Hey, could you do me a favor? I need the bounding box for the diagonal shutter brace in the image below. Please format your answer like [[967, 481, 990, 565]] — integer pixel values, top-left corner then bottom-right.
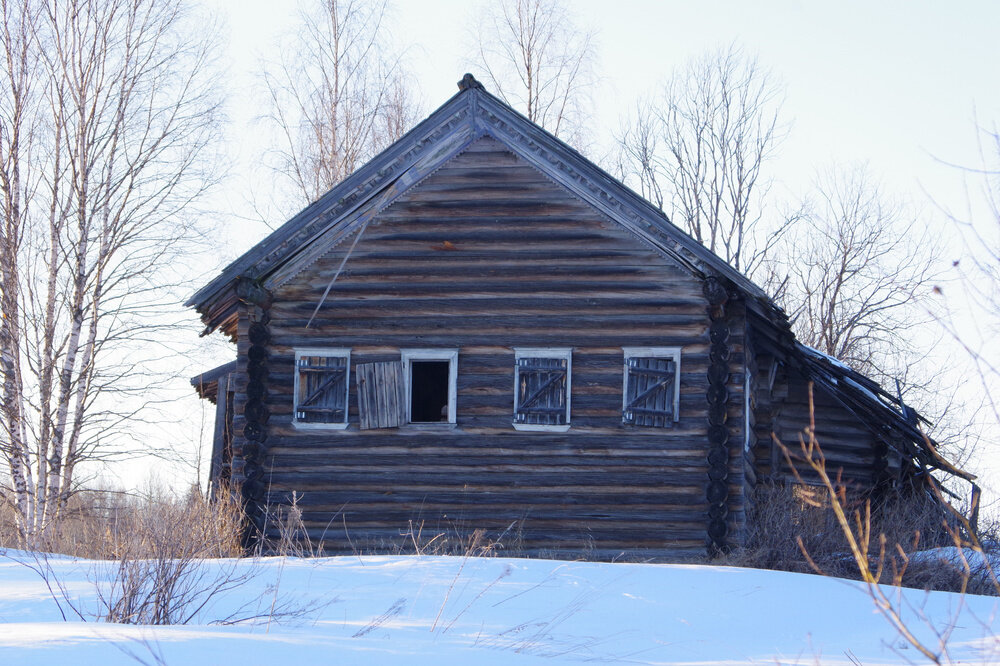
[[305, 216, 373, 329], [625, 377, 672, 411], [517, 369, 566, 411], [299, 369, 346, 407]]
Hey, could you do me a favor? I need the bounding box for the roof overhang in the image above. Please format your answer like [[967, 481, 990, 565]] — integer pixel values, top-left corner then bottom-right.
[[191, 360, 237, 403]]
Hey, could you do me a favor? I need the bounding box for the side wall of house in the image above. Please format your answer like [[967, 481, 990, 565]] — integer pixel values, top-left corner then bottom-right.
[[750, 365, 903, 490], [246, 137, 747, 559]]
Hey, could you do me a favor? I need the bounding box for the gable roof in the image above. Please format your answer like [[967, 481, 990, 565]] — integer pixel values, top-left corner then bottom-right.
[[187, 74, 785, 339]]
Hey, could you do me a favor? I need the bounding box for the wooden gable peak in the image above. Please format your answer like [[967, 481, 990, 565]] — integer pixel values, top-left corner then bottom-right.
[[187, 74, 786, 338]]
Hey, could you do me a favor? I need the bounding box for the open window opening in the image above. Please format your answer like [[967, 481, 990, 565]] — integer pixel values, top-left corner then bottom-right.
[[402, 350, 458, 425], [410, 361, 450, 422]]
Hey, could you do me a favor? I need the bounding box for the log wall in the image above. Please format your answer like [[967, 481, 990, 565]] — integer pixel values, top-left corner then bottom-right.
[[756, 368, 903, 489], [233, 137, 748, 559]]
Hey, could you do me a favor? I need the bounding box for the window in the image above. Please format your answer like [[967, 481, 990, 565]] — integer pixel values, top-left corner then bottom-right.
[[401, 349, 457, 424], [513, 348, 571, 431], [294, 349, 350, 428], [622, 347, 680, 427]]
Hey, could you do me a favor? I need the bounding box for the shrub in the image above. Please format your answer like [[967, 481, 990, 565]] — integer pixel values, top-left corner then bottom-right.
[[731, 481, 983, 593], [92, 485, 245, 624]]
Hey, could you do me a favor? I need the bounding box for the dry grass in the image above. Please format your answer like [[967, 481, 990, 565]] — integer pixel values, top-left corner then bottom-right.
[[262, 491, 325, 557], [1, 483, 253, 625], [724, 482, 990, 593], [326, 519, 521, 559], [92, 487, 246, 624], [0, 484, 242, 560]]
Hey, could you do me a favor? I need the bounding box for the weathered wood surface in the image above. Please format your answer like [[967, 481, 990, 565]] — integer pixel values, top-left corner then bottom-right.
[[356, 361, 406, 430], [255, 137, 742, 558], [757, 370, 900, 486], [208, 372, 235, 493]]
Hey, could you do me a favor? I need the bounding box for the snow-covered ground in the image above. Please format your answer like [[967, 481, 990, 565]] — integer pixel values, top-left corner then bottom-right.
[[1, 550, 999, 665]]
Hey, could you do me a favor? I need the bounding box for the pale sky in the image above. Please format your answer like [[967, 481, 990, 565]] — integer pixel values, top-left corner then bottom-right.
[[151, 0, 1000, 501], [208, 0, 1000, 229]]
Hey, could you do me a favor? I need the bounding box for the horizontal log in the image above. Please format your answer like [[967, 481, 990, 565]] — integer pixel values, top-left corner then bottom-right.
[[263, 469, 712, 487], [266, 490, 711, 508], [265, 460, 710, 477], [262, 436, 714, 454], [285, 506, 713, 526], [299, 520, 711, 540]]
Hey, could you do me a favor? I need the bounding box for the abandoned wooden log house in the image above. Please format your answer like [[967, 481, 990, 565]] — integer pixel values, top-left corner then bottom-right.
[[189, 74, 973, 559]]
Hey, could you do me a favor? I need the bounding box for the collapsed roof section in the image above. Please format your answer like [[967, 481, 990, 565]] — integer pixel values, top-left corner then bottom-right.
[[794, 344, 972, 483]]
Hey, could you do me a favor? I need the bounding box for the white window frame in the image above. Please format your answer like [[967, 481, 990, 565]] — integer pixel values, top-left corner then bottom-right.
[[621, 347, 681, 425], [513, 347, 572, 432], [401, 349, 458, 425], [293, 348, 351, 430]]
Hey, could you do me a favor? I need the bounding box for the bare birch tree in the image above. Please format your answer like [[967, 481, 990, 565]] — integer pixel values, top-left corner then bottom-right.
[[616, 44, 787, 274], [0, 0, 220, 542], [0, 0, 39, 531], [261, 0, 418, 207], [470, 0, 596, 144]]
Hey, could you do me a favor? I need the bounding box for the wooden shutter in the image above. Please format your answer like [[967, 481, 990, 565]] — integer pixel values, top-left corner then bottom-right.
[[356, 361, 405, 430], [623, 357, 676, 427], [515, 357, 568, 426], [296, 355, 348, 423]]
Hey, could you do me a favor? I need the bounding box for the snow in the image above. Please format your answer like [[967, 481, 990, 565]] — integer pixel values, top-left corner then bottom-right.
[[799, 343, 852, 372], [1, 550, 999, 665], [910, 547, 1000, 575], [797, 344, 895, 410], [842, 375, 886, 407]]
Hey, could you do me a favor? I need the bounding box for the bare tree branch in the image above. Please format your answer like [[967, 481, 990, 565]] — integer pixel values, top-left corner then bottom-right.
[[775, 164, 940, 377], [469, 0, 597, 147], [260, 0, 419, 209], [616, 44, 786, 274]]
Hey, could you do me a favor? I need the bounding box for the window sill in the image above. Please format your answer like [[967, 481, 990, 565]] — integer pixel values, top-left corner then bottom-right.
[[292, 421, 349, 430], [512, 423, 571, 432], [621, 421, 678, 429], [400, 422, 458, 431]]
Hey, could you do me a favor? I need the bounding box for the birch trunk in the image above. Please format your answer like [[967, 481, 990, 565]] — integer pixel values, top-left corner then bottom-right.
[[0, 0, 221, 543]]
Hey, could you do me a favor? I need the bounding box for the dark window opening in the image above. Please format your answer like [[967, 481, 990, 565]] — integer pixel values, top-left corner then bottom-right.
[[410, 360, 450, 422]]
